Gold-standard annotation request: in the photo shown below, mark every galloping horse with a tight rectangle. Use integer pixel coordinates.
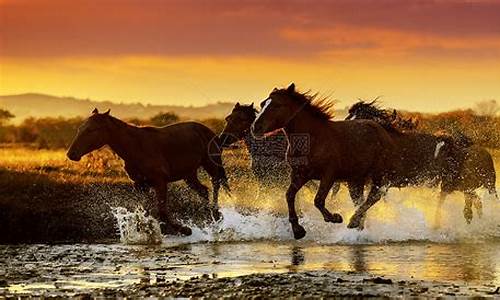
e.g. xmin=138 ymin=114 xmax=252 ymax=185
xmin=251 ymin=84 xmax=398 ymax=238
xmin=219 ymin=102 xmax=341 ymax=195
xmin=346 ymin=101 xmax=498 ymax=224
xmin=67 ymin=109 xmax=230 ymax=235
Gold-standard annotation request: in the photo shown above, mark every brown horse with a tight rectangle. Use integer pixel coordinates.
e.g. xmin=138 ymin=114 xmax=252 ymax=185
xmin=219 ymin=102 xmax=341 ymax=196
xmin=67 ymin=109 xmax=230 ymax=236
xmin=251 ymin=84 xmax=398 ymax=239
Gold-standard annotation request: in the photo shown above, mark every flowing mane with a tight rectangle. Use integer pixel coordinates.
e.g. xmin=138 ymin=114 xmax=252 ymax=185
xmin=348 ymin=100 xmax=417 ymax=132
xmin=274 ymin=88 xmax=335 ymax=121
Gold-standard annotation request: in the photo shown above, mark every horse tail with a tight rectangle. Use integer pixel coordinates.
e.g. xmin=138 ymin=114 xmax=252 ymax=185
xmin=486 ymin=168 xmax=498 ymax=200
xmin=483 ymin=152 xmax=498 ymax=200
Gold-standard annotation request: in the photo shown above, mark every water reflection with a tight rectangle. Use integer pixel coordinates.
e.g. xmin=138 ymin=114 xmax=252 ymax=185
xmin=2 ymin=241 xmax=500 ymax=295
xmin=348 ymin=246 xmax=367 ymax=273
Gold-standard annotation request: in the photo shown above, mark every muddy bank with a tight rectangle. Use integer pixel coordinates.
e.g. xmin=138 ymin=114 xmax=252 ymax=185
xmin=4 ymin=271 xmax=499 ymax=298
xmin=0 ymin=168 xmax=216 ymax=243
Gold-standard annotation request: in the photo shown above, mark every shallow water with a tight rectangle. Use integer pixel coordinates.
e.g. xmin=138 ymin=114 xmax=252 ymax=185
xmin=2 ymin=241 xmax=500 ymax=295
xmin=2 ymin=186 xmax=500 ymax=295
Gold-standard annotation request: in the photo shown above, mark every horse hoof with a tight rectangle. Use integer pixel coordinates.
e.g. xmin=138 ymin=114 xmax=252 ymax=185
xmin=179 ymin=226 xmax=192 ymax=236
xmin=325 ymin=213 xmax=343 ymax=223
xmin=292 ymin=224 xmax=306 ymax=240
xmin=347 ymin=218 xmax=360 ymax=229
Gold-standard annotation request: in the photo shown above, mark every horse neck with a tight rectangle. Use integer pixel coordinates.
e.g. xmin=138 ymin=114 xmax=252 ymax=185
xmin=106 ymin=120 xmax=141 ymax=162
xmin=284 ymin=109 xmax=325 ymax=141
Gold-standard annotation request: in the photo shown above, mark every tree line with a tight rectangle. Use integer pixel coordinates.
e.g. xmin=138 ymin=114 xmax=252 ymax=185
xmin=0 ymin=104 xmax=498 ymax=149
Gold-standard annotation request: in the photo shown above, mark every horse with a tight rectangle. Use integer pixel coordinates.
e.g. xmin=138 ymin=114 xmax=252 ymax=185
xmin=436 ymin=135 xmax=498 ymax=224
xmin=67 ymin=108 xmax=230 ymax=236
xmin=346 ymin=101 xmax=498 ymax=224
xmin=220 ymin=102 xmax=290 ymax=188
xmin=251 ymin=83 xmax=398 ymax=239
xmin=219 ymin=102 xmax=341 ymax=196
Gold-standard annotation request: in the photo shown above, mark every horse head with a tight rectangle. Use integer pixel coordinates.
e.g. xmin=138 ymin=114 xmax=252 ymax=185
xmin=219 ymin=102 xmax=258 ymax=147
xmin=67 ymin=108 xmax=112 ymax=161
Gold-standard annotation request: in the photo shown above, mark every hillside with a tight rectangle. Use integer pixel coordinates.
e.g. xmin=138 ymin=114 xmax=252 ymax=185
xmin=0 ymin=93 xmax=235 ymax=121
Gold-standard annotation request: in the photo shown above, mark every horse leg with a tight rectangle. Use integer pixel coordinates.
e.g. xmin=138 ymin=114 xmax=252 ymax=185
xmin=330 ymin=182 xmax=341 ymax=201
xmin=348 ymin=181 xmax=365 ymax=207
xmin=313 ymin=176 xmax=343 ymax=223
xmin=463 ymin=191 xmax=474 ymax=224
xmin=433 ymin=191 xmax=448 ymax=229
xmin=185 ymin=173 xmax=210 ymax=203
xmin=286 ymin=170 xmax=309 ymax=239
xmin=464 ymin=191 xmax=481 ymax=222
xmin=154 ymin=181 xmax=192 ymax=236
xmin=347 ymin=181 xmax=384 ymax=230
xmin=472 ymin=192 xmax=483 ymax=219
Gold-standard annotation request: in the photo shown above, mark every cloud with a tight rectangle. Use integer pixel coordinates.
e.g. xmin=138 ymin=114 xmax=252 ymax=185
xmin=1 ymin=0 xmax=500 ymax=59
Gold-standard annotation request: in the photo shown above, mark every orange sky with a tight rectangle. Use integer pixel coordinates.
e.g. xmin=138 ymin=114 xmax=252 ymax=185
xmin=1 ymin=0 xmax=500 ymax=112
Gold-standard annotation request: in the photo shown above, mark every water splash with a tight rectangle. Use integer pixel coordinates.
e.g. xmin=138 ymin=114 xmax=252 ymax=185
xmin=113 ymin=187 xmax=500 ymax=246
xmin=112 ymin=207 xmax=162 ymax=245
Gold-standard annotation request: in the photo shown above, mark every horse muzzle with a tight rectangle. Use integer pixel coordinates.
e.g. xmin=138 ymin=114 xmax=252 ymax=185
xmin=66 ymin=151 xmax=82 ymax=161
xmin=219 ymin=133 xmax=238 ymax=147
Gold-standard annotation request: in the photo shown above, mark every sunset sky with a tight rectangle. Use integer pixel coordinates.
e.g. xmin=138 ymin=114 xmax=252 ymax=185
xmin=1 ymin=0 xmax=500 ymax=112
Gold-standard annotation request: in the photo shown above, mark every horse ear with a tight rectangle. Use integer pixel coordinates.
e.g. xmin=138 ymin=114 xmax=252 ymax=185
xmin=235 ymin=102 xmax=240 ymax=108
xmin=273 ymin=87 xmax=278 ymax=92
xmin=92 ymin=108 xmax=99 ymax=114
xmin=103 ymin=109 xmax=110 ymax=115
xmin=287 ymin=83 xmax=295 ymax=92
xmin=250 ymin=102 xmax=254 ymax=108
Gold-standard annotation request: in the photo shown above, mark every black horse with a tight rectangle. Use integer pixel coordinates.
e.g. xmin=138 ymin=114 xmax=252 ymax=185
xmin=346 ymin=101 xmax=497 ymax=225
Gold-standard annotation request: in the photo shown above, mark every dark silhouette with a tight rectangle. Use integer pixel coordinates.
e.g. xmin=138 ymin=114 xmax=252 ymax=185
xmin=220 ymin=103 xmax=340 ymax=196
xmin=67 ymin=109 xmax=230 ymax=236
xmin=346 ymin=101 xmax=498 ymax=224
xmin=436 ymin=135 xmax=498 ymax=224
xmin=252 ymin=84 xmax=398 ymax=238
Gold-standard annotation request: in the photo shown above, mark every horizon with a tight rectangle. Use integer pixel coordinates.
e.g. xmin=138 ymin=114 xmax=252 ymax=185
xmin=1 ymin=0 xmax=500 ymax=112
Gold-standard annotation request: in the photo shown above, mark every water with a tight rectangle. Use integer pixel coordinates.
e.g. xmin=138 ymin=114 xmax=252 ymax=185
xmin=2 ymin=186 xmax=500 ymax=295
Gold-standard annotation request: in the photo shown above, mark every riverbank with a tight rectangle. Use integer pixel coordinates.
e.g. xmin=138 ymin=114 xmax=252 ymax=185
xmin=3 ymin=271 xmax=499 ymax=298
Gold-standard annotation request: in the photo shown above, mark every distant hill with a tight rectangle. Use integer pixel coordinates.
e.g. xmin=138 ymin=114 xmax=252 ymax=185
xmin=0 ymin=93 xmax=235 ymax=122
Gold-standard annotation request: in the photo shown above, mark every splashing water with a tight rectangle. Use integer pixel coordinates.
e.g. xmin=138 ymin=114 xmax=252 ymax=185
xmin=112 ymin=187 xmax=500 ymax=246
xmin=112 ymin=207 xmax=162 ymax=245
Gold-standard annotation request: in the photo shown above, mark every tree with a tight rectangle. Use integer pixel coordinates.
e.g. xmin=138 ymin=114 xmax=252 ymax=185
xmin=473 ymin=99 xmax=499 ymax=117
xmin=149 ymin=112 xmax=180 ymax=126
xmin=0 ymin=109 xmax=15 ymax=125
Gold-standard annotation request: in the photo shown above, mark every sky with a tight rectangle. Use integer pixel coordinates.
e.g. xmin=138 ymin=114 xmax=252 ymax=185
xmin=1 ymin=0 xmax=500 ymax=112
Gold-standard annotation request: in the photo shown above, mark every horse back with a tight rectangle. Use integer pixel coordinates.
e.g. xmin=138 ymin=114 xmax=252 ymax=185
xmin=305 ymin=120 xmax=397 ymax=180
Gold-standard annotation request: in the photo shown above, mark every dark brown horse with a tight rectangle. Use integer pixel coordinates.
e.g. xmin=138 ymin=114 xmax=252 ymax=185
xmin=251 ymin=84 xmax=398 ymax=238
xmin=220 ymin=103 xmax=290 ymax=187
xmin=219 ymin=102 xmax=341 ymax=196
xmin=67 ymin=109 xmax=230 ymax=235
xmin=347 ymin=101 xmax=498 ymax=224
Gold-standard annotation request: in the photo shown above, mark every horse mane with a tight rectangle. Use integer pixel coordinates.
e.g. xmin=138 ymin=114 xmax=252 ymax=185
xmin=276 ymin=88 xmax=335 ymax=121
xmin=234 ymin=103 xmax=258 ymax=119
xmin=349 ymin=100 xmax=417 ymax=132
